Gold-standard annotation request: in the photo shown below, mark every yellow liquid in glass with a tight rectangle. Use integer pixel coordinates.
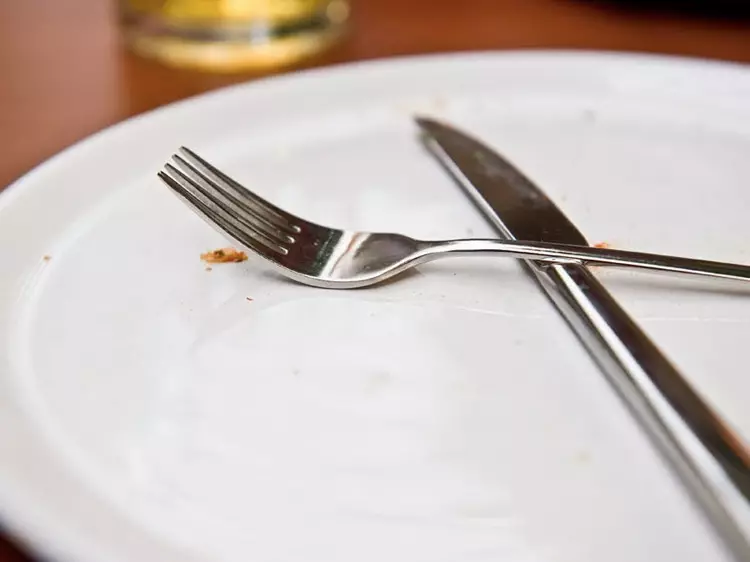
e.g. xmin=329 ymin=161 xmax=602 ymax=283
xmin=120 ymin=0 xmax=350 ymax=72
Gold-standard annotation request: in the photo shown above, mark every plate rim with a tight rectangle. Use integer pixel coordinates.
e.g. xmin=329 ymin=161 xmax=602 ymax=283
xmin=3 ymin=46 xmax=750 ymax=204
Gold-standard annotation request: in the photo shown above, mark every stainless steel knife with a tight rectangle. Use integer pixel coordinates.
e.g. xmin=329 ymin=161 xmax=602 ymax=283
xmin=416 ymin=116 xmax=750 ymax=560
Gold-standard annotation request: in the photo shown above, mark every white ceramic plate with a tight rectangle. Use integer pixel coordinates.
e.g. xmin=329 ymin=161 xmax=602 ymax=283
xmin=2 ymin=51 xmax=750 ymax=562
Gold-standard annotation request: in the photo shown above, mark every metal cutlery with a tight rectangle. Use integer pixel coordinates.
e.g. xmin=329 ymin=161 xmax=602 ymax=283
xmin=416 ymin=116 xmax=750 ymax=560
xmin=157 ymin=147 xmax=750 ymax=290
xmin=157 ymin=126 xmax=750 ymax=557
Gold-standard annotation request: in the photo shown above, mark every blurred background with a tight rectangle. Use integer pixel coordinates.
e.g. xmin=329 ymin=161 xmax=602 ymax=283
xmin=1 ymin=0 xmax=750 ymax=193
xmin=2 ymin=0 xmax=750 ymax=193
xmin=0 ymin=0 xmax=749 ymax=559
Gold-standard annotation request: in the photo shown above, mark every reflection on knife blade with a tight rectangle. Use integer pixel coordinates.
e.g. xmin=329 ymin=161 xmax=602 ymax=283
xmin=415 ymin=116 xmax=586 ymax=245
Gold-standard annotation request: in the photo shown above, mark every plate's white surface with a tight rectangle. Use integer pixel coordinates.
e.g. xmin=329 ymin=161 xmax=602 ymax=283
xmin=1 ymin=51 xmax=750 ymax=562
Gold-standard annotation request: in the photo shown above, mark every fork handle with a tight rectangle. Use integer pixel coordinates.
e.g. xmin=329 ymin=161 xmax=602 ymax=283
xmin=421 ymin=239 xmax=750 ymax=283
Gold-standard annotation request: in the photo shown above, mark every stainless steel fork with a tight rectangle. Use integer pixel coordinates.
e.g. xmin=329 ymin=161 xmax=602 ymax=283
xmin=157 ymin=147 xmax=750 ymax=289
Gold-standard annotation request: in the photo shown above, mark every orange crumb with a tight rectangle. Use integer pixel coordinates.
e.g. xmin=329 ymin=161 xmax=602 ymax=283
xmin=42 ymin=255 xmax=51 ymax=261
xmin=593 ymin=242 xmax=610 ymax=249
xmin=200 ymin=247 xmax=248 ymax=264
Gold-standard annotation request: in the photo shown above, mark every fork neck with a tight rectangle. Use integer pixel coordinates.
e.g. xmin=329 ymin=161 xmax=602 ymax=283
xmin=416 ymin=238 xmax=564 ymax=262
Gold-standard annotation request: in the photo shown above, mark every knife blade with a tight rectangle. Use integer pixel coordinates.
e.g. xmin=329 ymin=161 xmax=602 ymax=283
xmin=416 ymin=116 xmax=750 ymax=560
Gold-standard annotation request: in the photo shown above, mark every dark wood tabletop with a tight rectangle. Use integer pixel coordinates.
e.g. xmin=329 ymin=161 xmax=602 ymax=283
xmin=0 ymin=0 xmax=749 ymax=559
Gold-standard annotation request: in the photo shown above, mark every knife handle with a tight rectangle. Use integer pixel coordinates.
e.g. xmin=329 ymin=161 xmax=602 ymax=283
xmin=536 ymin=262 xmax=750 ymax=560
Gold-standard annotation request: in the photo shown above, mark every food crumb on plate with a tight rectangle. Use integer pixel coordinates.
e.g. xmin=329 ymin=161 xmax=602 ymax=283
xmin=200 ymin=247 xmax=248 ymax=263
xmin=574 ymin=450 xmax=592 ymax=464
xmin=246 ymin=297 xmax=253 ymax=302
xmin=205 ymin=266 xmax=212 ymax=272
xmin=42 ymin=255 xmax=51 ymax=261
xmin=593 ymin=241 xmax=610 ymax=249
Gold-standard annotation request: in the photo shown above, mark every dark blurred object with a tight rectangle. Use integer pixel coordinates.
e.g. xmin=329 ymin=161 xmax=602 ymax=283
xmin=591 ymin=0 xmax=750 ymax=18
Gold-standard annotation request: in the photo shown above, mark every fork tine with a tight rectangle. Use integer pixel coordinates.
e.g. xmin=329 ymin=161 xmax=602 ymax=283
xmin=159 ymin=166 xmax=288 ymax=259
xmin=178 ymin=147 xmax=302 ymax=234
xmin=170 ymin=154 xmax=295 ymax=247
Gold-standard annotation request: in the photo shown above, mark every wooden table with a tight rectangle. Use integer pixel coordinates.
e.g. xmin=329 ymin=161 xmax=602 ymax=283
xmin=0 ymin=0 xmax=748 ymax=559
